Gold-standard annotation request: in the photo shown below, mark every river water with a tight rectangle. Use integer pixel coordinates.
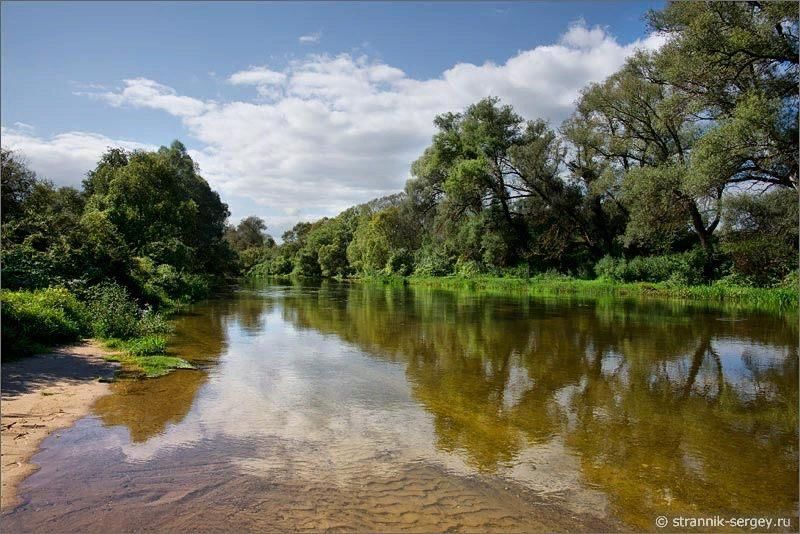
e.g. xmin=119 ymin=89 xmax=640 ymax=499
xmin=3 ymin=281 xmax=798 ymax=531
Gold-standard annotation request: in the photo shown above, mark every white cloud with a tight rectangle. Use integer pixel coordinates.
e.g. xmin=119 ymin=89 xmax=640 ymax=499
xmin=228 ymin=66 xmax=287 ymax=87
xmin=77 ymin=78 xmax=214 ymax=117
xmin=12 ymin=121 xmax=34 ymax=131
xmin=227 ymin=67 xmax=288 ymax=99
xmin=299 ymin=32 xmax=321 ymax=44
xmin=1 ymin=127 xmax=155 ymax=187
xmin=11 ymin=22 xmax=665 ymax=237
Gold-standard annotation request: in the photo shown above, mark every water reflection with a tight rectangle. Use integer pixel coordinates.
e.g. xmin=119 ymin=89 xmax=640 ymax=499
xmin=9 ymin=281 xmax=796 ymax=531
xmin=276 ymin=283 xmax=798 ymax=528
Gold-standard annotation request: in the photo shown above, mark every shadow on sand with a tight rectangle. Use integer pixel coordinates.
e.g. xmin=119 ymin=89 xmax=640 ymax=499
xmin=1 ymin=342 xmax=118 ymax=399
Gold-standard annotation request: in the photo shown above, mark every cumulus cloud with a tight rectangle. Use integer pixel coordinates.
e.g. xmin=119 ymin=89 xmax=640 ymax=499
xmin=1 ymin=127 xmax=155 ymax=187
xmin=227 ymin=66 xmax=287 ymax=99
xmin=11 ymin=22 xmax=665 ymax=236
xmin=77 ymin=78 xmax=214 ymax=117
xmin=299 ymin=32 xmax=321 ymax=44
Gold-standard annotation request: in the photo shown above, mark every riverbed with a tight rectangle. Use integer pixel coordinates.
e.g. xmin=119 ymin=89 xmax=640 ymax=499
xmin=2 ymin=281 xmax=797 ymax=531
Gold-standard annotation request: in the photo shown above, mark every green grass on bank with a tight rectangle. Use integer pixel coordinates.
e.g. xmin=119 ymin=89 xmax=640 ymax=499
xmin=360 ymin=274 xmax=798 ymax=312
xmin=101 ymin=335 xmax=194 ymax=378
xmin=0 ymin=286 xmax=193 ymax=378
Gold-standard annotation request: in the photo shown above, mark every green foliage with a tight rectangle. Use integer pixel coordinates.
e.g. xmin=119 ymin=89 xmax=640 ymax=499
xmin=137 ymin=307 xmax=173 ymax=336
xmin=104 ymin=350 xmax=194 ymax=378
xmin=1 ymin=149 xmax=38 ymax=224
xmin=385 ymin=248 xmax=414 ymax=276
xmin=2 ymin=142 xmax=237 ymax=308
xmin=266 ymin=253 xmax=294 ymax=276
xmin=720 ymin=189 xmax=798 ymax=286
xmin=121 ymin=335 xmax=168 ymax=356
xmin=413 ymin=245 xmax=454 ymax=276
xmin=293 ymin=247 xmax=322 ymax=278
xmin=454 ymin=259 xmax=482 ymax=278
xmin=85 ymin=282 xmax=141 ymax=339
xmin=224 ymin=216 xmax=272 ymax=251
xmin=595 ymin=250 xmax=707 ymax=285
xmin=406 ymin=275 xmax=797 ymax=311
xmin=1 ymin=288 xmax=89 ymax=356
xmin=348 ymin=206 xmax=417 ymax=274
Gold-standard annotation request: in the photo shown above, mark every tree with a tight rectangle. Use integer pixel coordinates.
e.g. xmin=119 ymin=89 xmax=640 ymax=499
xmin=225 ymin=216 xmax=272 ymax=252
xmin=84 ymin=141 xmax=232 ymax=278
xmin=648 ymin=1 xmax=798 ymax=190
xmin=569 ymin=53 xmax=723 ymax=253
xmin=720 ymin=189 xmax=798 ymax=285
xmin=1 ymin=149 xmax=38 ymax=223
xmin=408 ymin=97 xmax=600 ymax=267
xmin=347 ymin=206 xmax=418 ymax=274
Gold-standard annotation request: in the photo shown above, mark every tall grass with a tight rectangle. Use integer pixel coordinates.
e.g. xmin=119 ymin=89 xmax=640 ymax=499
xmin=1 ymin=285 xmax=192 ymax=377
xmin=1 ymin=287 xmax=90 ymax=357
xmin=399 ymin=274 xmax=798 ymax=313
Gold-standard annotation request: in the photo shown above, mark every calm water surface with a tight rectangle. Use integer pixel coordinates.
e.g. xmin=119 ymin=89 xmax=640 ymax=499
xmin=3 ymin=281 xmax=798 ymax=531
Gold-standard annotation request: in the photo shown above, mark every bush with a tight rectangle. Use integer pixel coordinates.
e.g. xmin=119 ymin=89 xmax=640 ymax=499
xmin=85 ymin=282 xmax=140 ymax=339
xmin=293 ymin=248 xmax=321 ymax=277
xmin=413 ymin=246 xmax=454 ymax=276
xmin=137 ymin=307 xmax=173 ymax=336
xmin=0 ymin=243 xmax=61 ymax=290
xmin=269 ymin=254 xmax=294 ymax=275
xmin=454 ymin=258 xmax=481 ymax=277
xmin=137 ymin=261 xmax=212 ymax=305
xmin=721 ymin=235 xmax=796 ymax=287
xmin=1 ymin=287 xmax=89 ymax=356
xmin=496 ymin=264 xmax=531 ymax=278
xmin=595 ymin=250 xmax=707 ymax=285
xmin=385 ymin=248 xmax=414 ymax=276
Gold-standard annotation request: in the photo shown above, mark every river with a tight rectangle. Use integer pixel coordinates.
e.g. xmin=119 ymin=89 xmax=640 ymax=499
xmin=3 ymin=280 xmax=797 ymax=532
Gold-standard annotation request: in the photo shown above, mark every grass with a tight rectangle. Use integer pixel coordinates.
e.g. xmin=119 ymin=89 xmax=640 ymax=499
xmin=369 ymin=274 xmax=798 ymax=313
xmin=1 ymin=287 xmax=192 ymax=378
xmin=1 ymin=287 xmax=90 ymax=357
xmin=101 ymin=335 xmax=194 ymax=378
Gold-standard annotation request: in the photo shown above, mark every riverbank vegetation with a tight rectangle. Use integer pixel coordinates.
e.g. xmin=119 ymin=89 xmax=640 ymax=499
xmin=2 ymin=1 xmax=798 ymax=365
xmin=247 ymin=3 xmax=798 ymax=310
xmin=1 ymin=141 xmax=233 ymax=371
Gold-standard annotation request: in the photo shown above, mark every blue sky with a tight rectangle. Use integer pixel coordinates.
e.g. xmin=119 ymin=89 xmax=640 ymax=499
xmin=2 ymin=1 xmax=663 ymax=236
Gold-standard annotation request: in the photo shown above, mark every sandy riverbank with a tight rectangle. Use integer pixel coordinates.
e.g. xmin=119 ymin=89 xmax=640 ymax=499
xmin=1 ymin=341 xmax=119 ymax=510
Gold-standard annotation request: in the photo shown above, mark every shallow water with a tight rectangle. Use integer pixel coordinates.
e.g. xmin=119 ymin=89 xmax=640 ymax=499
xmin=3 ymin=281 xmax=798 ymax=532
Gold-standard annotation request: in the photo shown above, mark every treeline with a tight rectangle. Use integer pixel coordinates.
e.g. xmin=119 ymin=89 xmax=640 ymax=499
xmin=1 ymin=141 xmax=236 ymax=358
xmin=249 ymin=2 xmax=798 ymax=289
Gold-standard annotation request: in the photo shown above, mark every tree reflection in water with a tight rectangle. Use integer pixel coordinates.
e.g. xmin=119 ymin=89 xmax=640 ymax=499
xmin=279 ymin=282 xmax=798 ymax=528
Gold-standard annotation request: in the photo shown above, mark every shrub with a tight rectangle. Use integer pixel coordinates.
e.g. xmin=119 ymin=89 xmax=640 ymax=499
xmin=1 ymin=287 xmax=89 ymax=356
xmin=293 ymin=248 xmax=321 ymax=277
xmin=498 ymin=264 xmax=531 ymax=279
xmin=595 ymin=250 xmax=707 ymax=285
xmin=385 ymin=248 xmax=414 ymax=276
xmin=137 ymin=307 xmax=173 ymax=336
xmin=721 ymin=235 xmax=796 ymax=287
xmin=138 ymin=262 xmax=212 ymax=305
xmin=0 ymin=243 xmax=61 ymax=290
xmin=413 ymin=246 xmax=454 ymax=276
xmin=85 ymin=282 xmax=140 ymax=339
xmin=269 ymin=254 xmax=294 ymax=275
xmin=454 ymin=258 xmax=481 ymax=277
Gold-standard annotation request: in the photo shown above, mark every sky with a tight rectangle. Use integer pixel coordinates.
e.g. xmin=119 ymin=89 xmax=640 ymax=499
xmin=1 ymin=1 xmax=664 ymax=238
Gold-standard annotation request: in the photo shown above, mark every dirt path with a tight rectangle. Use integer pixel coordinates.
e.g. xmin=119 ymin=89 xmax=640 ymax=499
xmin=1 ymin=341 xmax=119 ymax=510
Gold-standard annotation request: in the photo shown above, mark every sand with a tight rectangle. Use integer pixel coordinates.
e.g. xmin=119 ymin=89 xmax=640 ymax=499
xmin=1 ymin=341 xmax=119 ymax=510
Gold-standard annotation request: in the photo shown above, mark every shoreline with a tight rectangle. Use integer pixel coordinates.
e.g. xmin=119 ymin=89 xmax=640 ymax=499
xmin=251 ymin=274 xmax=799 ymax=313
xmin=1 ymin=341 xmax=119 ymax=511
